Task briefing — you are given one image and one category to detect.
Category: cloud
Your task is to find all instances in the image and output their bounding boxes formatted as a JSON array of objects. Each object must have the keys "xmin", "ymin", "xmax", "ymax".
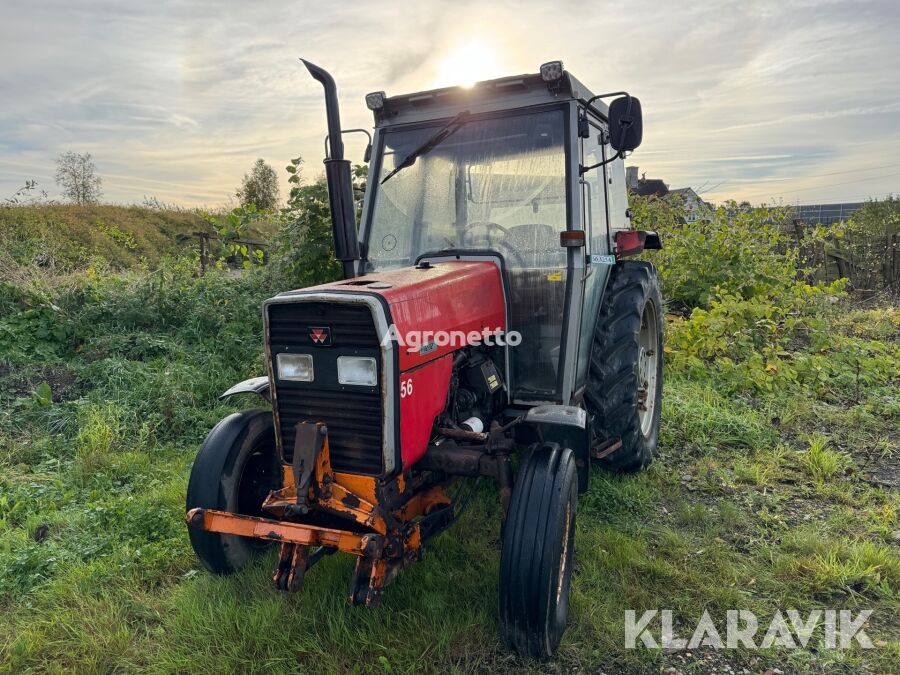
[
  {"xmin": 710, "ymin": 102, "xmax": 900, "ymax": 134},
  {"xmin": 0, "ymin": 0, "xmax": 898, "ymax": 205}
]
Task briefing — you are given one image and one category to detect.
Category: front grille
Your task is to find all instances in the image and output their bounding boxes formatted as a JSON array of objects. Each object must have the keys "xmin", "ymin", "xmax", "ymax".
[
  {"xmin": 268, "ymin": 302, "xmax": 379, "ymax": 346},
  {"xmin": 267, "ymin": 300, "xmax": 385, "ymax": 475},
  {"xmin": 275, "ymin": 388, "xmax": 383, "ymax": 474}
]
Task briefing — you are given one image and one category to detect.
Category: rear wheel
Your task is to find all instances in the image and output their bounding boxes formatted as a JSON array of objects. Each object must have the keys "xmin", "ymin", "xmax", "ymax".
[
  {"xmin": 500, "ymin": 444, "xmax": 578, "ymax": 659},
  {"xmin": 186, "ymin": 409, "xmax": 279, "ymax": 574},
  {"xmin": 585, "ymin": 261, "xmax": 663, "ymax": 473}
]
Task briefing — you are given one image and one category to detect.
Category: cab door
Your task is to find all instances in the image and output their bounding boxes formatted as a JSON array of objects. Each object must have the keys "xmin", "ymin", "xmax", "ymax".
[{"xmin": 575, "ymin": 113, "xmax": 613, "ymax": 393}]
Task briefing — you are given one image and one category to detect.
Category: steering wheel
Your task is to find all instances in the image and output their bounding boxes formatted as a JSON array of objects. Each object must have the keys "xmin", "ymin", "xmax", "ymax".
[
  {"xmin": 461, "ymin": 220, "xmax": 512, "ymax": 241},
  {"xmin": 460, "ymin": 221, "xmax": 528, "ymax": 269}
]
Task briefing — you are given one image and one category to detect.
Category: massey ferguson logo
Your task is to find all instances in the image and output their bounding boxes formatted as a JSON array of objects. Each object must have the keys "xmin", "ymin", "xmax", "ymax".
[{"xmin": 308, "ymin": 326, "xmax": 332, "ymax": 346}]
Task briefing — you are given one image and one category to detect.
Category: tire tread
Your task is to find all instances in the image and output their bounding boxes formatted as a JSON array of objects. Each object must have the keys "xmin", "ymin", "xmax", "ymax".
[
  {"xmin": 585, "ymin": 261, "xmax": 663, "ymax": 473},
  {"xmin": 500, "ymin": 445, "xmax": 577, "ymax": 659}
]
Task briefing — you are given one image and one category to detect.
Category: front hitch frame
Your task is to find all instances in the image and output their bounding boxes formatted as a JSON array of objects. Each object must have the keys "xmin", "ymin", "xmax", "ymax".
[{"xmin": 186, "ymin": 422, "xmax": 450, "ymax": 605}]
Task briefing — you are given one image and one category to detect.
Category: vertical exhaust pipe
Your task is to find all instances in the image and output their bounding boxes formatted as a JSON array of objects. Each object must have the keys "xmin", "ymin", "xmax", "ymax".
[{"xmin": 301, "ymin": 59, "xmax": 360, "ymax": 279}]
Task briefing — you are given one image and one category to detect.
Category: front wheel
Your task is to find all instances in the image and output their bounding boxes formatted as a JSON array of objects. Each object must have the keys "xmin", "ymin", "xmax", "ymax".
[
  {"xmin": 186, "ymin": 409, "xmax": 279, "ymax": 574},
  {"xmin": 499, "ymin": 444, "xmax": 578, "ymax": 659}
]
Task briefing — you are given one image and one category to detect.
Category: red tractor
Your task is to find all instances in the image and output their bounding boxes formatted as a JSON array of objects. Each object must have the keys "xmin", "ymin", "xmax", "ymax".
[{"xmin": 186, "ymin": 60, "xmax": 663, "ymax": 658}]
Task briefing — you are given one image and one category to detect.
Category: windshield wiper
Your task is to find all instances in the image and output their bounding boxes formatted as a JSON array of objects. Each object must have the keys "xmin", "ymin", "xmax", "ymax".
[{"xmin": 380, "ymin": 111, "xmax": 472, "ymax": 184}]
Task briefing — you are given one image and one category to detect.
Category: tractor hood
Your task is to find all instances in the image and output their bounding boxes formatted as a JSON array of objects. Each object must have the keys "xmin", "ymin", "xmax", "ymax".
[
  {"xmin": 273, "ymin": 260, "xmax": 507, "ymax": 372},
  {"xmin": 265, "ymin": 260, "xmax": 508, "ymax": 471}
]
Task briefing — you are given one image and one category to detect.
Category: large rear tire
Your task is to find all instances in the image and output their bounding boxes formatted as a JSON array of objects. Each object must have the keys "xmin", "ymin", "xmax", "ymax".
[
  {"xmin": 186, "ymin": 409, "xmax": 279, "ymax": 574},
  {"xmin": 585, "ymin": 261, "xmax": 663, "ymax": 473},
  {"xmin": 500, "ymin": 444, "xmax": 578, "ymax": 659}
]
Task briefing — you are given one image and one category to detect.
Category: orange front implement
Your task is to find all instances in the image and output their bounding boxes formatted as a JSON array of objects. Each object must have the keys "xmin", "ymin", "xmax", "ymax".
[
  {"xmin": 186, "ymin": 422, "xmax": 451, "ymax": 603},
  {"xmin": 186, "ymin": 507, "xmax": 371, "ymax": 554}
]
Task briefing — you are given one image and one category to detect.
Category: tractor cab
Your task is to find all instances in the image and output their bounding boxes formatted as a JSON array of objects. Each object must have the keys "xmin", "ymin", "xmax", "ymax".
[{"xmin": 357, "ymin": 62, "xmax": 646, "ymax": 404}]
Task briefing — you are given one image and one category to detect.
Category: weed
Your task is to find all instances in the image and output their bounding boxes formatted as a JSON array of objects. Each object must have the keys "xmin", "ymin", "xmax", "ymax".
[
  {"xmin": 797, "ymin": 434, "xmax": 852, "ymax": 484},
  {"xmin": 774, "ymin": 530, "xmax": 899, "ymax": 600},
  {"xmin": 73, "ymin": 402, "xmax": 125, "ymax": 479}
]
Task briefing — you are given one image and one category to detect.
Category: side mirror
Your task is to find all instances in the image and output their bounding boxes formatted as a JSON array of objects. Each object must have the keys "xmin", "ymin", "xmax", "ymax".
[{"xmin": 608, "ymin": 95, "xmax": 642, "ymax": 153}]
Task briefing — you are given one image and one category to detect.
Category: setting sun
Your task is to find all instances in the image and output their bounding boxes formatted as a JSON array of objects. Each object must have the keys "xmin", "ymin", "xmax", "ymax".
[{"xmin": 435, "ymin": 40, "xmax": 501, "ymax": 88}]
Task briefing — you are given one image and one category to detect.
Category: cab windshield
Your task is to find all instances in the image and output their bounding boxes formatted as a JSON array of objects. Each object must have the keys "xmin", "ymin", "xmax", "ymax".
[
  {"xmin": 364, "ymin": 107, "xmax": 571, "ymax": 400},
  {"xmin": 364, "ymin": 108, "xmax": 568, "ymax": 271}
]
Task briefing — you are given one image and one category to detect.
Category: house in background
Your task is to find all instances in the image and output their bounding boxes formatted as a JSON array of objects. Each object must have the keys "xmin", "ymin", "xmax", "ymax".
[
  {"xmin": 626, "ymin": 166, "xmax": 713, "ymax": 222},
  {"xmin": 625, "ymin": 166, "xmax": 668, "ymax": 197},
  {"xmin": 668, "ymin": 187, "xmax": 714, "ymax": 222}
]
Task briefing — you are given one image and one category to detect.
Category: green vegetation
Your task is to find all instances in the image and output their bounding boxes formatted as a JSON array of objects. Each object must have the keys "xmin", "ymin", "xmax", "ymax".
[
  {"xmin": 237, "ymin": 158, "xmax": 281, "ymax": 211},
  {"xmin": 0, "ymin": 204, "xmax": 278, "ymax": 270},
  {"xmin": 819, "ymin": 196, "xmax": 900, "ymax": 295},
  {"xmin": 0, "ymin": 192, "xmax": 897, "ymax": 673},
  {"xmin": 1, "ymin": 204, "xmax": 203, "ymax": 270}
]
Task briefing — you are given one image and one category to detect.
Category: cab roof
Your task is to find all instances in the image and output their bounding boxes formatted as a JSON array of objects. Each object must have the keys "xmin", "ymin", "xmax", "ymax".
[{"xmin": 371, "ymin": 66, "xmax": 608, "ymax": 128}]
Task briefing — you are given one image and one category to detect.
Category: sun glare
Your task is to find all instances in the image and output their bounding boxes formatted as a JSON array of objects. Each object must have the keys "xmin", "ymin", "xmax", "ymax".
[{"xmin": 435, "ymin": 41, "xmax": 501, "ymax": 88}]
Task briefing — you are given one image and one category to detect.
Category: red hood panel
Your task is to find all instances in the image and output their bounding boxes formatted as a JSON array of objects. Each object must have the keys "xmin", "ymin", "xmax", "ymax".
[{"xmin": 297, "ymin": 261, "xmax": 506, "ymax": 371}]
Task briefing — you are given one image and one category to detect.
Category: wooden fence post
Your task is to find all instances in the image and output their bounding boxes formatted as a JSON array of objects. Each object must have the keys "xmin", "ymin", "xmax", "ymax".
[{"xmin": 197, "ymin": 232, "xmax": 209, "ymax": 275}]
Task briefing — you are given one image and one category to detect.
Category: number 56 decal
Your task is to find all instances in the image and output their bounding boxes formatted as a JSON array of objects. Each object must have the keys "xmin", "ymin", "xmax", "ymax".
[{"xmin": 400, "ymin": 378, "xmax": 414, "ymax": 398}]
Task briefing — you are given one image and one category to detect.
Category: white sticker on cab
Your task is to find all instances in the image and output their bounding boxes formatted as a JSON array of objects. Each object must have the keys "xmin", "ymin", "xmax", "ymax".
[{"xmin": 591, "ymin": 254, "xmax": 616, "ymax": 265}]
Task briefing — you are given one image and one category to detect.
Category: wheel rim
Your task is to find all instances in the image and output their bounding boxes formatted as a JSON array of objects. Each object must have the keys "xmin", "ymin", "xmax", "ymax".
[
  {"xmin": 637, "ymin": 299, "xmax": 660, "ymax": 437},
  {"xmin": 237, "ymin": 449, "xmax": 275, "ymax": 519},
  {"xmin": 236, "ymin": 448, "xmax": 276, "ymax": 549}
]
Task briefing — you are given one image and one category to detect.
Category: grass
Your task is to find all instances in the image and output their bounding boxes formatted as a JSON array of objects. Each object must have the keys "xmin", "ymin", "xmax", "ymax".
[
  {"xmin": 0, "ymin": 210, "xmax": 898, "ymax": 673},
  {"xmin": 798, "ymin": 434, "xmax": 853, "ymax": 486},
  {"xmin": 0, "ymin": 204, "xmax": 275, "ymax": 270}
]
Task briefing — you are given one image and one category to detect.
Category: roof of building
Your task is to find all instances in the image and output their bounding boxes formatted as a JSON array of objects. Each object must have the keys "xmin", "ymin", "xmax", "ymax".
[
  {"xmin": 634, "ymin": 179, "xmax": 669, "ymax": 197},
  {"xmin": 792, "ymin": 202, "xmax": 865, "ymax": 226},
  {"xmin": 669, "ymin": 187, "xmax": 713, "ymax": 211},
  {"xmin": 668, "ymin": 187, "xmax": 697, "ymax": 197}
]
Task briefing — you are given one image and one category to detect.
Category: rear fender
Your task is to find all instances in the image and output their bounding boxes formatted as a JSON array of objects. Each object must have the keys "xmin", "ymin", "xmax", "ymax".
[
  {"xmin": 220, "ymin": 376, "xmax": 271, "ymax": 403},
  {"xmin": 516, "ymin": 405, "xmax": 590, "ymax": 492},
  {"xmin": 614, "ymin": 229, "xmax": 662, "ymax": 257}
]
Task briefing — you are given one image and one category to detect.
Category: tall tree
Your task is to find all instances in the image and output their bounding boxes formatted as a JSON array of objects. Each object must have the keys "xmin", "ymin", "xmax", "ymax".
[
  {"xmin": 55, "ymin": 152, "xmax": 102, "ymax": 205},
  {"xmin": 237, "ymin": 158, "xmax": 280, "ymax": 210}
]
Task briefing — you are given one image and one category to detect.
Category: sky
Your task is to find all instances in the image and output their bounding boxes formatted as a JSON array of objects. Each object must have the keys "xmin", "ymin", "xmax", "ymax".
[{"xmin": 1, "ymin": 0, "xmax": 899, "ymax": 207}]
